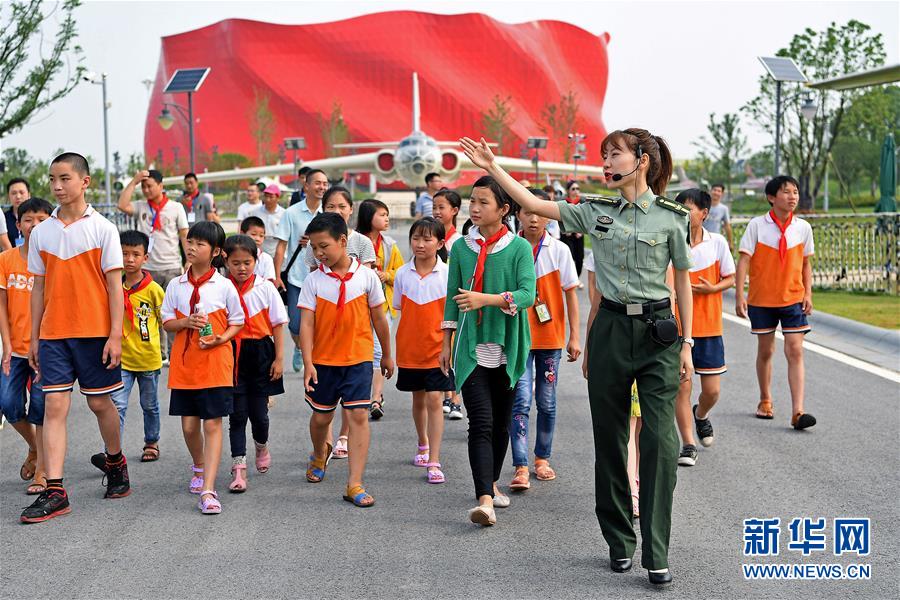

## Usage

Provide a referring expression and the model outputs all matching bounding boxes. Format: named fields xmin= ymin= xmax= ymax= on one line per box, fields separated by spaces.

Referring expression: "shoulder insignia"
xmin=582 ymin=194 xmax=621 ymax=207
xmin=655 ymin=195 xmax=690 ymax=216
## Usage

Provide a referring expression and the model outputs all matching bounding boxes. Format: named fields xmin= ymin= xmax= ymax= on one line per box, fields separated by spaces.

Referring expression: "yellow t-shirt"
xmin=121 ymin=276 xmax=165 ymax=372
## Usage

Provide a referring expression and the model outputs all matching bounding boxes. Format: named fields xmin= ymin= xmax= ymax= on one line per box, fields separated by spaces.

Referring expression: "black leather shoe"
xmin=648 ymin=570 xmax=673 ymax=586
xmin=610 ymin=558 xmax=632 ymax=573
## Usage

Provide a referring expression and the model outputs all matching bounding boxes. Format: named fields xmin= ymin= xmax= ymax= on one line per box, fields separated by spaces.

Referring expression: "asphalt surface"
xmin=1 ymin=236 xmax=898 ymax=599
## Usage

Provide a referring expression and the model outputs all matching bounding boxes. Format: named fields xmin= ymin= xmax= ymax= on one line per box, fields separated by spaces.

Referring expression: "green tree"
xmin=694 ymin=112 xmax=748 ymax=196
xmin=318 ymin=101 xmax=349 ymax=157
xmin=0 ymin=0 xmax=84 ymax=137
xmin=481 ymin=94 xmax=515 ymax=156
xmin=249 ymin=88 xmax=277 ymax=165
xmin=743 ymin=20 xmax=886 ymax=210
xmin=540 ymin=90 xmax=581 ymax=162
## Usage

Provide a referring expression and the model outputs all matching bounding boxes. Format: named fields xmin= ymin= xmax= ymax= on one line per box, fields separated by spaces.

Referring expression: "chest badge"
xmin=597 ymin=216 xmax=613 ymax=225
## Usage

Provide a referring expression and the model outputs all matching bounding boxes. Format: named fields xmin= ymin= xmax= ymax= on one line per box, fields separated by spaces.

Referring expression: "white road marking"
xmin=722 ymin=313 xmax=900 ymax=384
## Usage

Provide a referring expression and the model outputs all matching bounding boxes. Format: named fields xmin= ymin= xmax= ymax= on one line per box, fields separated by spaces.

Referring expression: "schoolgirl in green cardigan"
xmin=439 ymin=175 xmax=536 ymax=527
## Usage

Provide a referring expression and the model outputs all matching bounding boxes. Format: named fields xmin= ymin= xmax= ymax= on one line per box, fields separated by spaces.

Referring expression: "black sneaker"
xmin=21 ymin=488 xmax=71 ymax=523
xmin=448 ymin=404 xmax=464 ymax=420
xmin=693 ymin=405 xmax=715 ymax=448
xmin=103 ymin=458 xmax=131 ymax=498
xmin=442 ymin=398 xmax=452 ymax=414
xmin=678 ymin=444 xmax=698 ymax=467
xmin=90 ymin=452 xmax=108 ymax=474
xmin=370 ymin=396 xmax=384 ymax=421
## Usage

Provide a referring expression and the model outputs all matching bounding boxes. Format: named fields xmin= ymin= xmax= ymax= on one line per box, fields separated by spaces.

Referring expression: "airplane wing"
xmin=159 ymin=153 xmax=382 ymax=186
xmin=457 ymin=155 xmax=605 ymax=178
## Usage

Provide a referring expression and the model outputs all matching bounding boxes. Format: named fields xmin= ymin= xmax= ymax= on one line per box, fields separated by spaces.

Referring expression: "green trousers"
xmin=587 ymin=306 xmax=680 ymax=570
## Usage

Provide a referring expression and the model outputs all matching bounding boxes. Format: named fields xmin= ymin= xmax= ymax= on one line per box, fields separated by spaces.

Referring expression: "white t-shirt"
xmin=251 ymin=204 xmax=285 ymax=257
xmin=302 ymin=229 xmax=376 ymax=270
xmin=254 ymin=250 xmax=276 ymax=280
xmin=237 ymin=201 xmax=263 ymax=223
xmin=132 ymin=198 xmax=189 ymax=271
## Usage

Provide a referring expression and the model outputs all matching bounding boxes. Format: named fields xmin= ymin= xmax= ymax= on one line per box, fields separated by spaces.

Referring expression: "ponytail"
xmin=650 ymin=135 xmax=673 ymax=196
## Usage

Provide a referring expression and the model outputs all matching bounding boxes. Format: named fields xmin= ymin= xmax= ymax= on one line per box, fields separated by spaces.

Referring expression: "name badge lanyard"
xmin=531 ymin=233 xmax=546 ymax=304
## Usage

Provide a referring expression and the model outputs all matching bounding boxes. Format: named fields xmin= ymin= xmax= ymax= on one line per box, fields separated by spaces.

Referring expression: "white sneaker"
xmin=448 ymin=404 xmax=463 ymax=420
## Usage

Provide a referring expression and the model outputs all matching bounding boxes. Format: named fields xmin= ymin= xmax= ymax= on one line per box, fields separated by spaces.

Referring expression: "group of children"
xmin=1 ymin=152 xmax=817 ymax=526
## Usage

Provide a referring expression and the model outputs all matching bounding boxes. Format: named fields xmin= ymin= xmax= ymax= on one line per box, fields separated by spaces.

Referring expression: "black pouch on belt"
xmin=648 ymin=315 xmax=679 ymax=346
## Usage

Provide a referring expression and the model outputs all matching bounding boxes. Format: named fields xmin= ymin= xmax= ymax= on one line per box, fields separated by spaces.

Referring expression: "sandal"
xmin=306 ymin=442 xmax=333 ymax=483
xmin=755 ymin=399 xmax=774 ymax=419
xmin=632 ymin=492 xmax=640 ymax=519
xmin=425 ymin=462 xmax=445 ymax=484
xmin=791 ymin=412 xmax=817 ymax=430
xmin=141 ymin=444 xmax=159 ymax=462
xmin=533 ymin=458 xmax=556 ymax=481
xmin=20 ymin=448 xmax=37 ymax=481
xmin=198 ymin=490 xmax=222 ymax=514
xmin=468 ymin=505 xmax=496 ymax=526
xmin=189 ymin=464 xmax=204 ymax=494
xmin=509 ymin=466 xmax=530 ymax=491
xmin=343 ymin=484 xmax=375 ymax=507
xmin=370 ymin=396 xmax=384 ymax=420
xmin=255 ymin=442 xmax=271 ymax=473
xmin=413 ymin=444 xmax=429 ymax=467
xmin=27 ymin=471 xmax=46 ymax=495
xmin=229 ymin=462 xmax=247 ymax=493
xmin=331 ymin=436 xmax=348 ymax=460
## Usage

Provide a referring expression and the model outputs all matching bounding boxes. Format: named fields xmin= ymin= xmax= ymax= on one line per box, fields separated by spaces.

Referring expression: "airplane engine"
xmin=440 ymin=151 xmax=462 ymax=181
xmin=375 ymin=150 xmax=397 ymax=183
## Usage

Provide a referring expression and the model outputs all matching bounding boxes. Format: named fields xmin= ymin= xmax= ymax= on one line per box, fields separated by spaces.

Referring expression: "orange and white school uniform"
xmin=297 ymin=258 xmax=385 ymax=412
xmin=27 ymin=205 xmax=124 ymax=396
xmin=162 ymin=269 xmax=244 ymax=418
xmin=231 ymin=275 xmax=288 ymax=397
xmin=678 ymin=229 xmax=735 ymax=375
xmin=392 ymin=258 xmax=455 ymax=392
xmin=739 ymin=211 xmax=814 ymax=335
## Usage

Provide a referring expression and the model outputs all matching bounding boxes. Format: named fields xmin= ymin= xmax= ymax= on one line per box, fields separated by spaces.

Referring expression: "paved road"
xmin=2 ymin=243 xmax=897 ymax=599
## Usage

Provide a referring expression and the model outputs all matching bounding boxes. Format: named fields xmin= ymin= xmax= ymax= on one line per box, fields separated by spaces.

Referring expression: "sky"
xmin=3 ymin=0 xmax=898 ymax=167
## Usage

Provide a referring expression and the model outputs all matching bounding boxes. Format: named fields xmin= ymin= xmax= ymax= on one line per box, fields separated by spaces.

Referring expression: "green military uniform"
xmin=557 ymin=187 xmax=692 ymax=571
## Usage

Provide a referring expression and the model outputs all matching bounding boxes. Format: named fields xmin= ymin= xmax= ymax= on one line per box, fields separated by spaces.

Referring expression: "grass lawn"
xmin=812 ymin=289 xmax=900 ymax=329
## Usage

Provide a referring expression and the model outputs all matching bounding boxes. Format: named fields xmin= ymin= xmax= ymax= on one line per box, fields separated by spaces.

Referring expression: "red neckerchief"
xmin=445 ymin=225 xmax=457 ymax=240
xmin=148 ymin=194 xmax=169 ymax=232
xmin=184 ymin=189 xmax=199 ymax=212
xmin=228 ymin=275 xmax=255 ymax=380
xmin=471 ymin=225 xmax=508 ymax=325
xmin=373 ymin=234 xmax=384 ymax=270
xmin=123 ymin=271 xmax=153 ymax=337
xmin=321 ymin=259 xmax=357 ymax=333
xmin=769 ymin=210 xmax=793 ymax=266
xmin=184 ymin=267 xmax=216 ymax=354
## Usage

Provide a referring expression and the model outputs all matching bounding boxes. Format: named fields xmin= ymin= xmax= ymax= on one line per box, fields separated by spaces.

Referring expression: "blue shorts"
xmin=0 ymin=356 xmax=45 ymax=425
xmin=691 ymin=336 xmax=726 ymax=376
xmin=39 ymin=338 xmax=123 ymax=396
xmin=305 ymin=362 xmax=373 ymax=412
xmin=748 ymin=303 xmax=810 ymax=335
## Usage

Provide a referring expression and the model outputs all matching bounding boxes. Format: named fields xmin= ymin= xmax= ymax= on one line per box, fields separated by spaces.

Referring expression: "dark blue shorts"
xmin=396 ymin=367 xmax=455 ymax=392
xmin=691 ymin=336 xmax=726 ymax=376
xmin=0 ymin=356 xmax=45 ymax=425
xmin=38 ymin=338 xmax=123 ymax=396
xmin=748 ymin=303 xmax=810 ymax=335
xmin=305 ymin=362 xmax=373 ymax=412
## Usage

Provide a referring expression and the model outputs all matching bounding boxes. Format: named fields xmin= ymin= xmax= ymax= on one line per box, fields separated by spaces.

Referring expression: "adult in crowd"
xmin=117 ymin=169 xmax=190 ymax=359
xmin=181 ymin=172 xmax=219 ymax=224
xmin=236 ymin=180 xmax=263 ymax=222
xmin=703 ymin=183 xmax=733 ymax=250
xmin=415 ymin=172 xmax=444 ymax=218
xmin=275 ymin=169 xmax=327 ymax=371
xmin=2 ymin=178 xmax=31 ymax=250
xmin=559 ymin=180 xmax=585 ymax=276
xmin=253 ymin=184 xmax=286 ymax=257
xmin=289 ymin=166 xmax=312 ymax=206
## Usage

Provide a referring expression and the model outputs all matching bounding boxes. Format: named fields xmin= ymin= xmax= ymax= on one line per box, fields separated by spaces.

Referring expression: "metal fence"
xmin=732 ymin=213 xmax=900 ymax=295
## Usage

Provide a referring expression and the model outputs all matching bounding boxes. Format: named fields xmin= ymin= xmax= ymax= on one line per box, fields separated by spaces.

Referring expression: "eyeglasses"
xmin=570 ymin=187 xmax=580 ymax=191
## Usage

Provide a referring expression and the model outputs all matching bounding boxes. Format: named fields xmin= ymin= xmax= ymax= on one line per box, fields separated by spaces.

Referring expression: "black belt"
xmin=601 ymin=297 xmax=671 ymax=317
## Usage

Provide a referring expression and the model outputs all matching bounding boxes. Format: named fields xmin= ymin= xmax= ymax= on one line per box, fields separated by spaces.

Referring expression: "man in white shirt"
xmin=253 ymin=184 xmax=286 ymax=257
xmin=703 ymin=183 xmax=734 ymax=250
xmin=236 ymin=180 xmax=263 ymax=222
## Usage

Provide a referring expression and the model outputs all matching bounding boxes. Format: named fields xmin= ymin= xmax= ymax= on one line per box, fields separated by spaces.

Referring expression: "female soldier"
xmin=460 ymin=129 xmax=694 ymax=587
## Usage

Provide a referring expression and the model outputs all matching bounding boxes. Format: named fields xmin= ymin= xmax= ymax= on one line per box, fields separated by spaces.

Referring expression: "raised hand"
xmin=459 ymin=137 xmax=496 ymax=171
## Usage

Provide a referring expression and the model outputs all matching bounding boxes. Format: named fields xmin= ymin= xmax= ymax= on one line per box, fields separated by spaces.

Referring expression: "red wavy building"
xmin=144 ymin=11 xmax=610 ymax=173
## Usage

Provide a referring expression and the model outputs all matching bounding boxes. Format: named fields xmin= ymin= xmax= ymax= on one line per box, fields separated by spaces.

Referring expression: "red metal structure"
xmin=145 ymin=11 xmax=611 ymax=173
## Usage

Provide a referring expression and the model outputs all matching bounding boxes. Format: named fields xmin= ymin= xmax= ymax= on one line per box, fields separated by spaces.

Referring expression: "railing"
xmin=731 ymin=213 xmax=899 ymax=295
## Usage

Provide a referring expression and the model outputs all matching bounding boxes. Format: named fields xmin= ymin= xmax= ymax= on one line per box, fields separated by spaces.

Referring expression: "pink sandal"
xmin=255 ymin=442 xmax=271 ymax=473
xmin=331 ymin=436 xmax=349 ymax=460
xmin=198 ymin=490 xmax=222 ymax=514
xmin=413 ymin=444 xmax=429 ymax=467
xmin=189 ymin=464 xmax=204 ymax=494
xmin=425 ymin=462 xmax=445 ymax=484
xmin=229 ymin=463 xmax=247 ymax=493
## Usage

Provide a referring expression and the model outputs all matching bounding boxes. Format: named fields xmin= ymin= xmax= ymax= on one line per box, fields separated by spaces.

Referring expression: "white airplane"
xmin=160 ymin=73 xmax=604 ymax=188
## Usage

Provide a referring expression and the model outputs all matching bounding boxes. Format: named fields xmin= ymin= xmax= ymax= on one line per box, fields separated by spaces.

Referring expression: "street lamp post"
xmin=84 ymin=72 xmax=112 ymax=204
xmin=527 ymin=137 xmax=548 ymax=182
xmin=157 ymin=101 xmax=195 ymax=172
xmin=158 ymin=68 xmax=211 ymax=175
xmin=568 ymin=132 xmax=587 ymax=179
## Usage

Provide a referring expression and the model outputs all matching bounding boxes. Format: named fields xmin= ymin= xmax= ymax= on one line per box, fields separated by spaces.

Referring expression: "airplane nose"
xmin=413 ymin=163 xmax=425 ymax=174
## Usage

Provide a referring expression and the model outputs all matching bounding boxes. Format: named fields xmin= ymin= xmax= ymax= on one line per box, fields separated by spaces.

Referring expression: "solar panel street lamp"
xmin=527 ymin=136 xmax=549 ymax=181
xmin=284 ymin=137 xmax=306 ymax=173
xmin=758 ymin=57 xmax=808 ymax=176
xmin=83 ymin=71 xmax=111 ymax=204
xmin=158 ymin=68 xmax=211 ymax=173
